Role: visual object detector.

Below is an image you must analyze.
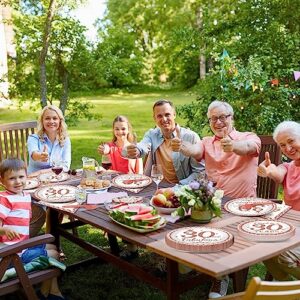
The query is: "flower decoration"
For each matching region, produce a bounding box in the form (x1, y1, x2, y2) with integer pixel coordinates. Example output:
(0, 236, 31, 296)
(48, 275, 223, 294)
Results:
(172, 178, 224, 218)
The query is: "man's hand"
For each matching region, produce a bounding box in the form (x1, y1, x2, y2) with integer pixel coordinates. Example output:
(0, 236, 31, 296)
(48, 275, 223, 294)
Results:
(220, 128, 234, 152)
(0, 227, 20, 240)
(170, 125, 182, 152)
(126, 144, 140, 158)
(40, 144, 49, 162)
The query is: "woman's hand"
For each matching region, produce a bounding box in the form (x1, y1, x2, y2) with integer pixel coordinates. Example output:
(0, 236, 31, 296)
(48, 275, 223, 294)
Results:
(257, 152, 276, 177)
(32, 144, 49, 162)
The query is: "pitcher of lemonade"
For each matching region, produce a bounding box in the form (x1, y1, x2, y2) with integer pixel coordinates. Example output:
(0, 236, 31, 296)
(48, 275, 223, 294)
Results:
(82, 157, 99, 178)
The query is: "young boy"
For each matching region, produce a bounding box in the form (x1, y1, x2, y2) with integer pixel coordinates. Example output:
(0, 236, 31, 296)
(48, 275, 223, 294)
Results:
(0, 158, 65, 300)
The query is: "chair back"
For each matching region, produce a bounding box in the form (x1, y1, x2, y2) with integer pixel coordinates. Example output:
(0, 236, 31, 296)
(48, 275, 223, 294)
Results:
(243, 276, 300, 300)
(257, 135, 281, 199)
(0, 121, 37, 166)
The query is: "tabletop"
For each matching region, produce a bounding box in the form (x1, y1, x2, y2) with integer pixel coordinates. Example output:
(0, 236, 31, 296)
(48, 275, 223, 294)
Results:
(31, 173, 300, 299)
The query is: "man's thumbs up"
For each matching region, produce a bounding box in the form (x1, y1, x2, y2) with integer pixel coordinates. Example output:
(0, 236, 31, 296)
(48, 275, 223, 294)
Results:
(171, 125, 181, 152)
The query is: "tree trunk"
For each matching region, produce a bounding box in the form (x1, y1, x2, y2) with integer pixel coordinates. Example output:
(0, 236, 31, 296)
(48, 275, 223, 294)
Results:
(39, 0, 56, 108)
(56, 54, 68, 115)
(196, 7, 206, 79)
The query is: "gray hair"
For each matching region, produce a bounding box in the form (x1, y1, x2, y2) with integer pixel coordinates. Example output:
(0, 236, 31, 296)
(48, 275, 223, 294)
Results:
(273, 121, 300, 143)
(207, 100, 234, 118)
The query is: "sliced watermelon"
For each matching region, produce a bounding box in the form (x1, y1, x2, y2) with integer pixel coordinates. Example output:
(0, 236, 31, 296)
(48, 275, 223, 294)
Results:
(129, 213, 156, 221)
(138, 206, 153, 215)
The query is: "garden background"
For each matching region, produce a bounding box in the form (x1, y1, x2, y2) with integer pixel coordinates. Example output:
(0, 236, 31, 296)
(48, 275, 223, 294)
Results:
(1, 0, 299, 299)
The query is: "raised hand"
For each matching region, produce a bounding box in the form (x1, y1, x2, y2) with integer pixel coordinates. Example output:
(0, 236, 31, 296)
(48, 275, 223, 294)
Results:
(171, 125, 182, 152)
(257, 151, 274, 177)
(126, 143, 139, 158)
(40, 144, 49, 162)
(220, 128, 234, 152)
(97, 142, 109, 155)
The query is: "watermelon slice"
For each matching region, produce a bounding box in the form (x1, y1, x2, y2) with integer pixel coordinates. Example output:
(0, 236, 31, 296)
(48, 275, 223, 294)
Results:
(138, 206, 154, 215)
(129, 213, 158, 221)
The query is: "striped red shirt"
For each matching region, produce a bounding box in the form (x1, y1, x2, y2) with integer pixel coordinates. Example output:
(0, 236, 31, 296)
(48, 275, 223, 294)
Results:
(0, 191, 31, 245)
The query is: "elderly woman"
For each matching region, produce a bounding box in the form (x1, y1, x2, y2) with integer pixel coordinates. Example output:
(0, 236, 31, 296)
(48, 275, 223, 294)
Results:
(258, 120, 300, 280)
(172, 100, 261, 298)
(27, 105, 71, 174)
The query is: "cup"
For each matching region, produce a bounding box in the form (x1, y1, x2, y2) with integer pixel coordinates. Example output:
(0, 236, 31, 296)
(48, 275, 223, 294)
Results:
(75, 187, 86, 204)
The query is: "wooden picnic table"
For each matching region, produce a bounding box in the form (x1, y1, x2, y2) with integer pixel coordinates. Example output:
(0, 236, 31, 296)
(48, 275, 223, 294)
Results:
(32, 175, 300, 300)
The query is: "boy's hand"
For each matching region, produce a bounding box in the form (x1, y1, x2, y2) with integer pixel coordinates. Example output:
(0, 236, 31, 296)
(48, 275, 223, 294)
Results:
(0, 227, 20, 240)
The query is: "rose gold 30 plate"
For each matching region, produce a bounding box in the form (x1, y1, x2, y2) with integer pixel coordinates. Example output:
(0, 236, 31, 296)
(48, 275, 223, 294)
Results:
(224, 198, 276, 216)
(34, 185, 76, 203)
(38, 172, 70, 183)
(112, 174, 152, 189)
(165, 226, 234, 252)
(237, 220, 295, 242)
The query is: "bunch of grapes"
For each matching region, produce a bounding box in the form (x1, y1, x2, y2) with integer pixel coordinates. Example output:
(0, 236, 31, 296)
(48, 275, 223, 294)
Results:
(168, 195, 180, 208)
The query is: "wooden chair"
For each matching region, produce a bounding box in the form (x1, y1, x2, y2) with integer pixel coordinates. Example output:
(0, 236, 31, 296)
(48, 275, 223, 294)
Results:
(0, 121, 37, 166)
(0, 234, 62, 300)
(210, 276, 300, 300)
(257, 135, 281, 199)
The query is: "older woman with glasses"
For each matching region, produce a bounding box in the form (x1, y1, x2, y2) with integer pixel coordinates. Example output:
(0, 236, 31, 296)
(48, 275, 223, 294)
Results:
(258, 120, 300, 280)
(172, 100, 261, 298)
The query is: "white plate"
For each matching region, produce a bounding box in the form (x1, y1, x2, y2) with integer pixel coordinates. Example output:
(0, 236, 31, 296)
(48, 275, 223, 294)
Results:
(24, 178, 40, 190)
(237, 220, 295, 242)
(149, 198, 178, 215)
(38, 172, 70, 183)
(224, 198, 276, 216)
(112, 196, 143, 204)
(109, 215, 166, 233)
(34, 185, 76, 203)
(77, 184, 111, 193)
(112, 174, 152, 189)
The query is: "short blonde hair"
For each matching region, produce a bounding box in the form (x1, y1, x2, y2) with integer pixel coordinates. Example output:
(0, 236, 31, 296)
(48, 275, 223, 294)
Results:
(207, 100, 234, 118)
(37, 105, 68, 147)
(273, 121, 300, 143)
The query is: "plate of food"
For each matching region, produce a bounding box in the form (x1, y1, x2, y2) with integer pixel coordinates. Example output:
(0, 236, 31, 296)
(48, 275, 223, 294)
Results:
(38, 172, 70, 183)
(78, 178, 111, 192)
(237, 220, 295, 242)
(24, 178, 40, 190)
(33, 185, 77, 203)
(224, 198, 276, 217)
(112, 174, 152, 189)
(109, 203, 166, 233)
(150, 188, 180, 214)
(112, 196, 143, 204)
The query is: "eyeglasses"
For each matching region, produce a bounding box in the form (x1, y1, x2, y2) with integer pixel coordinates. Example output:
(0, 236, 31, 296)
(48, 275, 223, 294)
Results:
(208, 115, 231, 123)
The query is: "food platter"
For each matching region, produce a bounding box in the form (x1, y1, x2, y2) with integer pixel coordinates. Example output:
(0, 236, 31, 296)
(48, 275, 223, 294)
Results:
(237, 220, 295, 242)
(112, 174, 152, 189)
(38, 172, 70, 183)
(150, 198, 177, 215)
(34, 185, 77, 203)
(165, 226, 234, 252)
(109, 215, 166, 233)
(224, 198, 276, 216)
(24, 178, 40, 190)
(77, 184, 111, 193)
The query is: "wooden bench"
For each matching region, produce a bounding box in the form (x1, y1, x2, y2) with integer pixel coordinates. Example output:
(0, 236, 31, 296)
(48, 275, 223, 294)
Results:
(0, 234, 62, 300)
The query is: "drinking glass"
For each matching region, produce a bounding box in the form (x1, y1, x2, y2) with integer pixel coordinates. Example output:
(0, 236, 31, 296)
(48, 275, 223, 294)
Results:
(75, 187, 86, 204)
(101, 154, 112, 170)
(151, 164, 163, 190)
(51, 160, 64, 179)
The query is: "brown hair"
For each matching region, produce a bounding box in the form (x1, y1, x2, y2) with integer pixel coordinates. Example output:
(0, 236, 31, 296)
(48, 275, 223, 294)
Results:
(152, 99, 175, 112)
(112, 115, 136, 143)
(0, 158, 26, 178)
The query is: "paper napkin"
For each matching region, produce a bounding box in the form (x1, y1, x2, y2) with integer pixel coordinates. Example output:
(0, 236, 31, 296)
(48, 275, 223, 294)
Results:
(87, 192, 128, 204)
(263, 203, 291, 220)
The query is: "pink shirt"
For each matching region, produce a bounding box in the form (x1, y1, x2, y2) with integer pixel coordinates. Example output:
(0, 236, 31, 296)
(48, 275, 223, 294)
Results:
(108, 142, 142, 174)
(202, 130, 261, 198)
(282, 161, 300, 210)
(0, 191, 31, 245)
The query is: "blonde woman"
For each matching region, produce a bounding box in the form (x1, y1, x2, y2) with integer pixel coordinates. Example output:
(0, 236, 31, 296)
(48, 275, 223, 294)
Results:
(27, 105, 71, 174)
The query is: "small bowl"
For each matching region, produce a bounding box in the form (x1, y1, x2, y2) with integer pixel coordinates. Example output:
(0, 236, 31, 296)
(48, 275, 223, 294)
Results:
(150, 198, 178, 215)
